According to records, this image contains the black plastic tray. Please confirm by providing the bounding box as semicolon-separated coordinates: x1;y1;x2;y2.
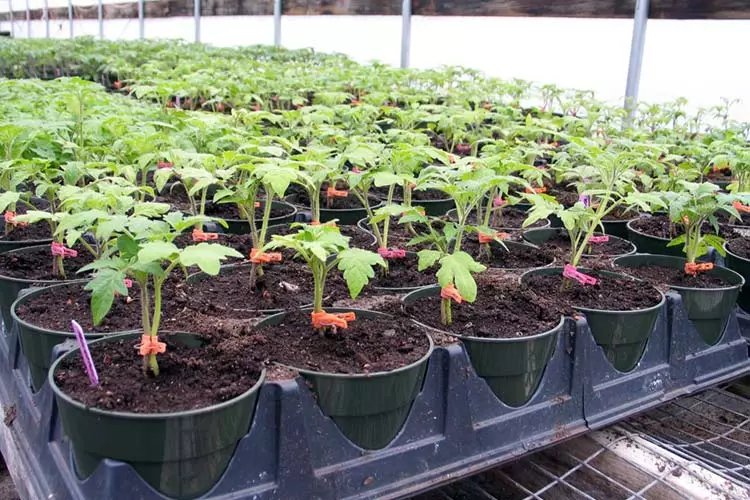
0;292;747;500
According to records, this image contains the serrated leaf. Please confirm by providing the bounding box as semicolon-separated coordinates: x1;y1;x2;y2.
337;248;386;298
435;251;486;302
84;268;128;325
133;202;170;218
179;243;243;275
138;241;179;264
418;250;442;271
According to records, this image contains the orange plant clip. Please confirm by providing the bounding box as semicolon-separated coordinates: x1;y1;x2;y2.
440;284;463;304
525;187;547;194
192;229;219;242
684;262;713;276
249;248;283;264
138;335;166;356
254;201;261;208
733;201;750;213
477;232;509;244
311;310;356;329
327;187;349;198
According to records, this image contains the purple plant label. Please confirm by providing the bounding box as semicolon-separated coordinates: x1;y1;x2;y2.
71;320;98;386
579;194;590;207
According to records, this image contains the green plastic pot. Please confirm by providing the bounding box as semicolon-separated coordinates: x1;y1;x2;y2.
480;239;555;271
601;217;636;239
521;227;636;258
11;282;137;391
49;332;265;500
724;240;750;312
257;308;433;450
520;267;665;372
402;285;562;406
614;254;744;345
284;194;383;226
0;245;84;335
626;219;684;257
220;200;298;235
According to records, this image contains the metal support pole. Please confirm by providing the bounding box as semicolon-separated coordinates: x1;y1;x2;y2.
624;0;650;121
400;0;411;68
25;0;30;38
8;0;14;38
138;0;144;39
273;0;281;47
194;0;200;42
43;0;49;38
97;0;103;39
68;0;73;38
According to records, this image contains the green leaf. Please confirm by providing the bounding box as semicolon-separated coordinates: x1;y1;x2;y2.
84;268;128;325
117;234;140;258
418;249;442;271
133;202;170;217
178;243;243;275
337;248;386;299
435;251;486;303
137;241;179;264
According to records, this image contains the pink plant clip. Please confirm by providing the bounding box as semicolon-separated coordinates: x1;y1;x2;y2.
124;278;133;288
589;235;610;244
563;264;598;286
352;166;363;174
157;161;173;169
493;197;507;208
51;242;78;258
378;247;406;260
579;194;590;208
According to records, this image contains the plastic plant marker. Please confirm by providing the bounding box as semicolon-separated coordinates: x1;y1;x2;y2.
70;320;98;386
377;247;406;259
327;187;348;198
138;335;166;356
579;195;590;208
440;284;463;303
563;265;597;285
191;229;219;242
50;242;77;258
311;310;355;329
589;235;609;244
249;248;282;264
684;262;713;276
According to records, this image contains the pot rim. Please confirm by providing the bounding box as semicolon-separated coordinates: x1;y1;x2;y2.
0;244;89;285
209;199;299;225
49;331;267;419
262;308;435;379
522;228;637;257
402;285;566;343
520;266;668;314
613;253;746;291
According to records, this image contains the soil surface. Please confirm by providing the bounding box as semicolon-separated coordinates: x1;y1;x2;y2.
54;333;263;413
602;207;640;222
405;275;561;339
255;309;431;374
727;238;750;260
524;271;663;311
369;253;436;289
0;199;53;242
373;186;449;202
529;233;634;260
630;215;740;240
360;218;433;251
617;264;733;289
0;244;93;280
462;235;554;269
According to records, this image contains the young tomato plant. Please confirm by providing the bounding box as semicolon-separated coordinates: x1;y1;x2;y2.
263;223;385;334
80;212;242;376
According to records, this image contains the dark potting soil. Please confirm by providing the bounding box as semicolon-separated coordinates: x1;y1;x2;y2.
406;275;561;339
630;215;740;240
361;218;433;251
462;235;554;269
535;233;633;258
369;253;436;289
602;207;640;221
0;199;52;242
257;309;430;374
295;184;379;210
524;272;662;311
0;244;93;280
204;201;293;221
54;333;263;413
617;264;732;289
449;207;546;229
706;169;733;181
184;262;315;314
372;186;448;202
727;238;750;260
